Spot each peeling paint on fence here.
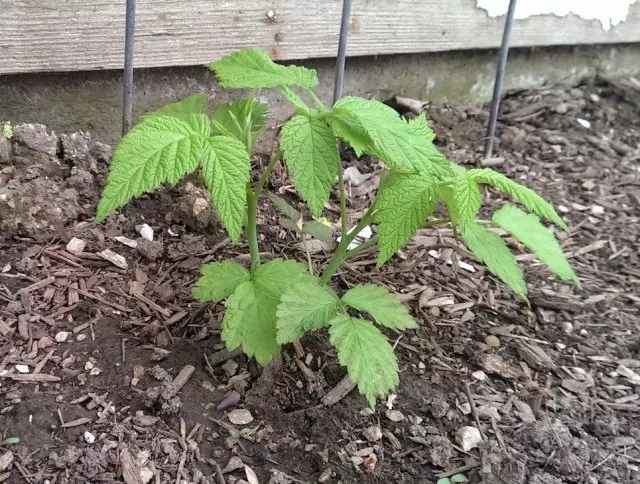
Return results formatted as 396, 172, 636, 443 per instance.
476, 0, 638, 30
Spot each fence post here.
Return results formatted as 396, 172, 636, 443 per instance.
483, 0, 517, 162
333, 0, 353, 104
122, 0, 137, 136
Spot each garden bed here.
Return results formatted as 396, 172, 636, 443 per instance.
0, 76, 639, 484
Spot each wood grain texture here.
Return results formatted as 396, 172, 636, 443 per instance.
1, 0, 640, 74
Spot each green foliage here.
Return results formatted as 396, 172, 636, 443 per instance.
2, 122, 13, 140
376, 170, 438, 266
276, 275, 342, 343
281, 115, 341, 216
211, 98, 268, 148
437, 474, 467, 484
222, 259, 307, 365
462, 221, 527, 299
209, 48, 318, 89
342, 284, 417, 330
97, 47, 578, 407
193, 261, 250, 303
329, 316, 399, 407
492, 205, 579, 285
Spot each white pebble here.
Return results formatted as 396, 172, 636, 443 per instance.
228, 409, 253, 425
576, 118, 591, 129
83, 431, 96, 444
55, 331, 70, 343
66, 237, 86, 254
590, 205, 605, 216
15, 364, 29, 374
455, 426, 483, 451
138, 223, 154, 242
472, 370, 487, 381
385, 410, 405, 422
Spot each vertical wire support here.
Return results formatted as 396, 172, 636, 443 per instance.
122, 0, 136, 136
332, 0, 353, 104
483, 0, 517, 160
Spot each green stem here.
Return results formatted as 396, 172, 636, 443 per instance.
319, 205, 376, 284
307, 89, 326, 108
424, 217, 451, 228
255, 149, 282, 197
337, 168, 348, 238
246, 190, 260, 271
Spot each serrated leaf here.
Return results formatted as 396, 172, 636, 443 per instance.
96, 114, 210, 222
329, 316, 399, 407
467, 168, 568, 231
281, 86, 310, 114
201, 136, 251, 242
333, 97, 453, 179
193, 261, 250, 302
211, 98, 268, 148
276, 275, 342, 343
328, 113, 371, 157
302, 220, 334, 243
209, 48, 318, 89
142, 94, 208, 120
376, 170, 438, 265
452, 173, 482, 230
492, 205, 579, 285
342, 284, 417, 330
462, 221, 527, 299
281, 115, 340, 216
222, 259, 307, 365
267, 192, 301, 222
408, 113, 436, 143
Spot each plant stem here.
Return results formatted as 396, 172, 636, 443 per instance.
255, 149, 282, 197
246, 190, 260, 271
319, 205, 376, 284
424, 217, 451, 228
307, 89, 326, 108
344, 235, 378, 259
337, 168, 348, 238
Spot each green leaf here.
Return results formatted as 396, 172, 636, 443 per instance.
142, 94, 208, 120
201, 136, 251, 242
452, 172, 482, 230
467, 168, 568, 231
209, 48, 318, 89
221, 259, 307, 365
328, 113, 372, 157
267, 192, 301, 222
276, 275, 342, 343
451, 475, 467, 483
193, 261, 250, 302
436, 479, 451, 484
96, 114, 210, 222
2, 123, 13, 140
333, 97, 453, 178
462, 221, 527, 299
329, 316, 399, 407
408, 113, 436, 143
211, 98, 268, 147
2, 437, 20, 445
281, 86, 310, 115
342, 284, 417, 330
281, 115, 340, 216
492, 205, 579, 285
302, 220, 334, 244
376, 170, 438, 265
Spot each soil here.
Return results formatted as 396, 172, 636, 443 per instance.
0, 76, 639, 484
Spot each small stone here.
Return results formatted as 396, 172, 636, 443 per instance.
582, 180, 596, 191
562, 321, 573, 334
222, 456, 245, 473
362, 425, 383, 442
228, 409, 253, 425
15, 364, 29, 374
385, 410, 404, 422
589, 93, 600, 103
89, 367, 101, 376
99, 249, 128, 270
221, 359, 239, 377
83, 431, 96, 444
484, 335, 500, 348
66, 237, 86, 254
472, 370, 487, 381
456, 427, 482, 452
55, 331, 70, 343
590, 205, 604, 216
138, 223, 154, 242
576, 118, 591, 129
0, 450, 14, 472
84, 360, 94, 371
350, 455, 363, 466
430, 396, 449, 418
76, 334, 87, 341
360, 408, 375, 417
555, 103, 569, 114
38, 336, 54, 349
318, 468, 332, 483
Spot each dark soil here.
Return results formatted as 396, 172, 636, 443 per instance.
0, 76, 639, 484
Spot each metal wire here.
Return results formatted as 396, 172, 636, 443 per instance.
122, 0, 136, 136
483, 0, 517, 160
332, 0, 353, 104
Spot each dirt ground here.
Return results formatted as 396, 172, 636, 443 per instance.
0, 76, 639, 484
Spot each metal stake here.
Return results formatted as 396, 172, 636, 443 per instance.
122, 0, 136, 135
332, 0, 353, 104
483, 0, 517, 161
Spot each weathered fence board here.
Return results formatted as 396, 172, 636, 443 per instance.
1, 0, 640, 74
